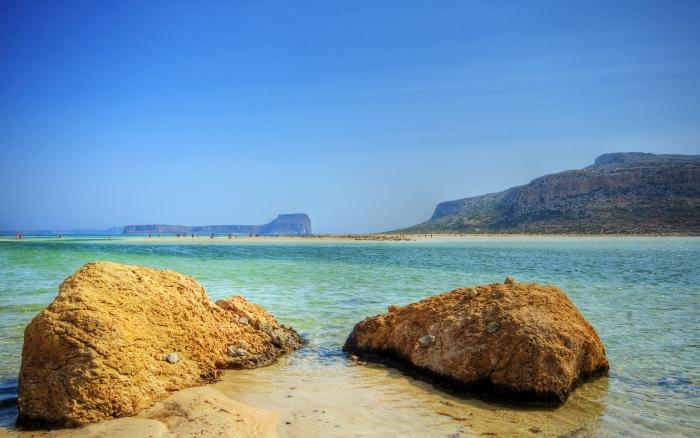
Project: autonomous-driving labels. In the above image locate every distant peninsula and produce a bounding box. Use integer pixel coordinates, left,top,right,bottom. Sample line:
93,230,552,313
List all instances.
395,152,700,235
2,214,312,236
123,214,312,235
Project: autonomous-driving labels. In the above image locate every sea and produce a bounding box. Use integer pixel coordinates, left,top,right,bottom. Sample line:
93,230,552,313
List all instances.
0,236,698,436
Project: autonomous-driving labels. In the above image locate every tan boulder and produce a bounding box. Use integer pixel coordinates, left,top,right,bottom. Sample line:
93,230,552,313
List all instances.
17,261,302,428
343,282,608,405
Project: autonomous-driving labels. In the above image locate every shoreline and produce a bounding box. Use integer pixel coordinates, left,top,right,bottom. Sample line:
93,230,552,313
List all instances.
0,350,611,438
0,233,697,245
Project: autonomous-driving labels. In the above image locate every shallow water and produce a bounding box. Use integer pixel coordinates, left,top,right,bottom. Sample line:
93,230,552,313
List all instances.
0,236,698,436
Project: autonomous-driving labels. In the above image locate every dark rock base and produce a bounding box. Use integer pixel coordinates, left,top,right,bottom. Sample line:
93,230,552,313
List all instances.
343,345,609,407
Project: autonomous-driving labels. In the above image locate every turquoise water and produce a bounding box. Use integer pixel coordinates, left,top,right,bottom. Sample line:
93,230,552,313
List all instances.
0,236,699,435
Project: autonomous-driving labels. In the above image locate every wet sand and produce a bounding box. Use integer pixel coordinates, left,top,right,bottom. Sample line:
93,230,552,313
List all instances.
213,355,609,438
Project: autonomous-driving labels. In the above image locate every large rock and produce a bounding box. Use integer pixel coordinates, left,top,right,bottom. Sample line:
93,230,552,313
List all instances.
343,279,609,405
17,261,302,428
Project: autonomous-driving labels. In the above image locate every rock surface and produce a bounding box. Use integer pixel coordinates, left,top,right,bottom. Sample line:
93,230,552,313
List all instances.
17,261,302,428
343,282,609,405
397,152,700,234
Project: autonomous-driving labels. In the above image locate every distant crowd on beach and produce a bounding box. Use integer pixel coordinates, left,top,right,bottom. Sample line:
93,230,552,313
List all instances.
149,233,250,239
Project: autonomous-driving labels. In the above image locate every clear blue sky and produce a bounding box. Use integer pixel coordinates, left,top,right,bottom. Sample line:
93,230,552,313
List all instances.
1,1,699,233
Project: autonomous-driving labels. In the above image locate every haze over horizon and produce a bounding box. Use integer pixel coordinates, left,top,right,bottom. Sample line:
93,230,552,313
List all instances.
2,1,699,233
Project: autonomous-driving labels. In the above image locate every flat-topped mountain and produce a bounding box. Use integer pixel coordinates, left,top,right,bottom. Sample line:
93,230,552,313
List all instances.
123,214,312,235
397,153,700,234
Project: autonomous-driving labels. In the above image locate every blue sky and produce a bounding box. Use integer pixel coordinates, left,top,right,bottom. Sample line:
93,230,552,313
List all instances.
1,1,699,233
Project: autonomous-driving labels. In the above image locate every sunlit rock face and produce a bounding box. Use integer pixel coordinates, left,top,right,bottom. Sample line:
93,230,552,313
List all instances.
344,280,609,406
17,261,301,428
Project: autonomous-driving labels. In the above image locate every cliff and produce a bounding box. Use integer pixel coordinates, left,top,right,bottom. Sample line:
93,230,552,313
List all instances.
397,153,700,234
122,214,312,236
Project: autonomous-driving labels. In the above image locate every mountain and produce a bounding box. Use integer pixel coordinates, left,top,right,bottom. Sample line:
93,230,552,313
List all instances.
122,214,312,235
396,153,700,234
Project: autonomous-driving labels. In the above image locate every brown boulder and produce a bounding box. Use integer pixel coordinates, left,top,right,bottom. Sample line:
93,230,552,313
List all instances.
17,261,302,428
343,282,608,405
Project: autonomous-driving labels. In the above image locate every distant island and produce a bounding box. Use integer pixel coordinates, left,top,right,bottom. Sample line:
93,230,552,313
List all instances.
395,152,700,235
2,214,312,236
123,214,312,236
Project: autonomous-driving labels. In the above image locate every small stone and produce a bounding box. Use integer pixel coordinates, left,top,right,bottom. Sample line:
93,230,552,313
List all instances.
165,352,179,364
239,317,249,325
486,322,500,333
350,354,359,361
418,334,435,347
504,276,515,285
238,341,248,350
227,346,248,357
272,333,285,347
463,288,478,298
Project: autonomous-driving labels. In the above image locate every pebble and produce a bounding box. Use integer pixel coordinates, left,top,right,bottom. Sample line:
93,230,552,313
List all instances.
418,334,435,347
239,317,249,325
486,322,500,333
165,352,179,364
272,333,285,347
504,276,515,285
227,346,248,357
463,288,478,298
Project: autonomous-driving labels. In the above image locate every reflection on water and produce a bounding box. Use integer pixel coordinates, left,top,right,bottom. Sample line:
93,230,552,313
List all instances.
0,236,699,436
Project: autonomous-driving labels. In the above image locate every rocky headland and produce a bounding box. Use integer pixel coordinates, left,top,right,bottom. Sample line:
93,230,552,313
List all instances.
122,213,312,236
397,152,700,234
16,261,302,429
343,278,609,405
